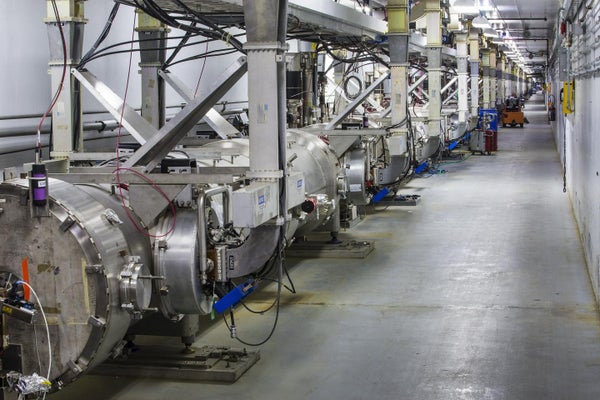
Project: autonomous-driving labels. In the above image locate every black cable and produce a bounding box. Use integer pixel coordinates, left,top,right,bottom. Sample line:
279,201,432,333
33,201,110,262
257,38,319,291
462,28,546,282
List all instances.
81,37,226,66
163,28,196,68
79,2,120,67
164,48,238,68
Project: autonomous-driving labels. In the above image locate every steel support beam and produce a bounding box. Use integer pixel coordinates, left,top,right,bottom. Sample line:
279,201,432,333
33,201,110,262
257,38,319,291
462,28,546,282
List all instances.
158,70,241,139
45,0,86,158
481,48,491,109
469,28,480,116
455,33,469,123
425,0,442,139
73,69,158,144
137,11,168,129
123,57,248,170
325,72,390,130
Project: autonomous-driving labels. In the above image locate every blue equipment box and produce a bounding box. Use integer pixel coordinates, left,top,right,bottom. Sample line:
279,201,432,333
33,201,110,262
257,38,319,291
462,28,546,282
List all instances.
478,109,498,131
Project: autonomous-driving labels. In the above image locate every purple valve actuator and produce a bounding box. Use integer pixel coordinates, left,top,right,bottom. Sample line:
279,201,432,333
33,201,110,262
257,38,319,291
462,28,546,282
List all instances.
31,164,47,206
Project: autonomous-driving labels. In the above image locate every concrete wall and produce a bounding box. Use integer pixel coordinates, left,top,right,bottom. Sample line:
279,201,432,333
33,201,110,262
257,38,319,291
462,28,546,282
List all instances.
550,72,600,303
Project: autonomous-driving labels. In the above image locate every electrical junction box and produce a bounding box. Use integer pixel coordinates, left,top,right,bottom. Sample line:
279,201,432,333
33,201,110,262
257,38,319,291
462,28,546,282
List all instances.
286,171,306,210
232,181,279,228
386,135,408,156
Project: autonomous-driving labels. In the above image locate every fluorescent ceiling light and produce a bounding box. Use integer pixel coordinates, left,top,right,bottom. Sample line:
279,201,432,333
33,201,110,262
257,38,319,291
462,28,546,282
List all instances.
472,15,491,28
451,0,478,14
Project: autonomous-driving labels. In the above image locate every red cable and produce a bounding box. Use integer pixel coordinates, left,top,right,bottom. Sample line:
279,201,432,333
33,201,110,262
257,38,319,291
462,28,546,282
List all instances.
114,11,176,238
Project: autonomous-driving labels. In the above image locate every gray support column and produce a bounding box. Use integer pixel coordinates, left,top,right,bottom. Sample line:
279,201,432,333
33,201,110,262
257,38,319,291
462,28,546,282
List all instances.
243,0,288,179
497,53,505,105
455,33,469,123
489,48,497,108
388,0,410,142
425,0,442,139
481,48,490,109
468,28,480,117
45,0,86,158
137,11,168,129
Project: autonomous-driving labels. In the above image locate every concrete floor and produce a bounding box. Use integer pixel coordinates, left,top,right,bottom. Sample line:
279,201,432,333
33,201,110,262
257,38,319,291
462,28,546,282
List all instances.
52,95,600,399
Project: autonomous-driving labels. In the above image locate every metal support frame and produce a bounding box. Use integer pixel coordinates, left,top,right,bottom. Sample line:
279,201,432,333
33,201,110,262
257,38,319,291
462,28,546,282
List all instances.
489,48,497,107
498,53,506,104
325,72,390,130
45,0,86,158
137,11,168,129
158,70,240,138
73,69,158,144
455,33,469,123
469,28,480,116
380,72,428,118
425,0,442,139
325,75,383,115
123,57,248,170
481,48,491,109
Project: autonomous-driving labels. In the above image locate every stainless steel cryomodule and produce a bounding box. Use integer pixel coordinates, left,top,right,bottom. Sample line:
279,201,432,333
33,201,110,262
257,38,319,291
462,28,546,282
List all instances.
0,130,344,389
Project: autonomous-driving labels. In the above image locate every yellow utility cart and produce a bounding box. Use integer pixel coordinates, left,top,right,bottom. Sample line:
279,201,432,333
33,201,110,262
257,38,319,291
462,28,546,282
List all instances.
501,97,525,128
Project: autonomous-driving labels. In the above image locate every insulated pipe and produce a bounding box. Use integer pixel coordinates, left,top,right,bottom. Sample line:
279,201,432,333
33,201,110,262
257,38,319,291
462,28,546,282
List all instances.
481,48,491,109
425,0,442,140
45,0,86,158
468,28,480,118
455,33,469,123
489,48,497,108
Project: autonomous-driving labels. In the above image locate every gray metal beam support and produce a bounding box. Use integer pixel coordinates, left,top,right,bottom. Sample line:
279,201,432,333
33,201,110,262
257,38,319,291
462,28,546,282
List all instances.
469,28,480,116
379,72,428,118
243,0,288,180
489,48,497,107
498,53,506,104
325,72,390,130
137,11,168,129
72,69,157,144
45,0,86,158
425,0,442,139
158,70,241,139
455,33,469,123
481,48,491,109
123,57,248,170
